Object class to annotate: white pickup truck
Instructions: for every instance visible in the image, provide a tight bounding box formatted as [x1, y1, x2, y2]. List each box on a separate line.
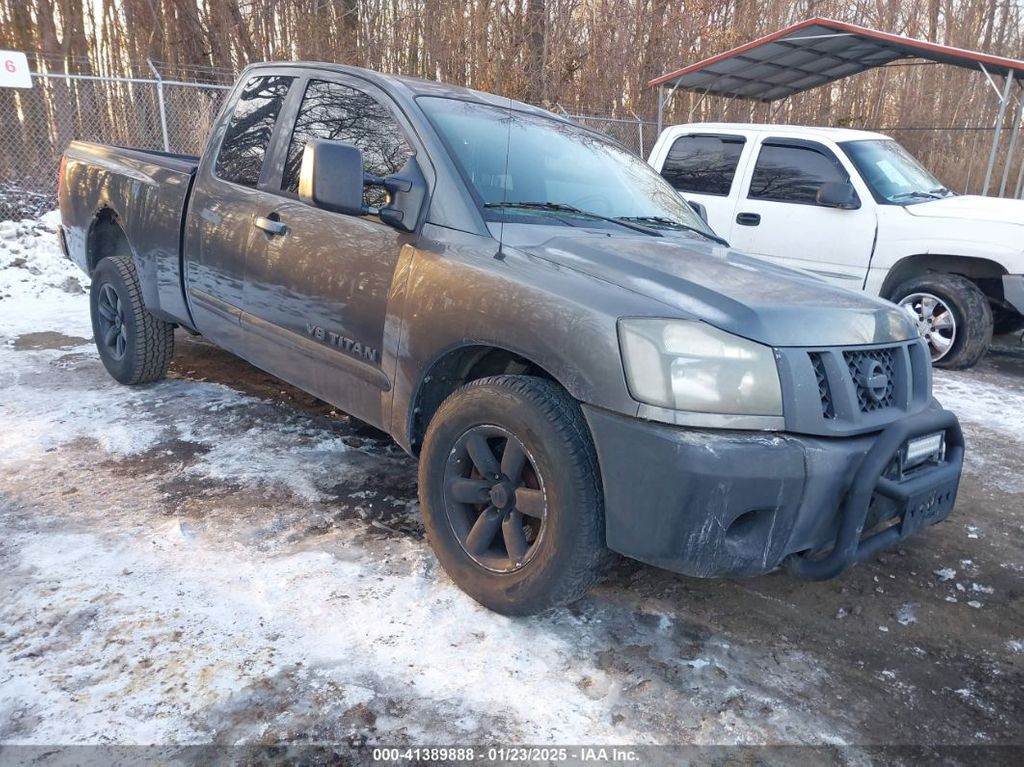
[648, 123, 1024, 368]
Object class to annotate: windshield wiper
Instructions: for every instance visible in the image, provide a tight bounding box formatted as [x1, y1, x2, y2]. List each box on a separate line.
[483, 201, 662, 237]
[930, 186, 954, 196]
[892, 190, 941, 201]
[617, 216, 730, 247]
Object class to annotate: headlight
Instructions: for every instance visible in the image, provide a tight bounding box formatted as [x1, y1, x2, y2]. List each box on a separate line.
[618, 319, 783, 416]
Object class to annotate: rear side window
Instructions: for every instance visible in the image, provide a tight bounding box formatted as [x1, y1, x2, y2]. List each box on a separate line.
[660, 134, 745, 196]
[748, 142, 849, 204]
[215, 75, 294, 187]
[281, 79, 414, 205]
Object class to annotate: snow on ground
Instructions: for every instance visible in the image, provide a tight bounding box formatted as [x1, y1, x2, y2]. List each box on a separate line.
[1, 216, 852, 747]
[934, 370, 1024, 443]
[934, 366, 1024, 496]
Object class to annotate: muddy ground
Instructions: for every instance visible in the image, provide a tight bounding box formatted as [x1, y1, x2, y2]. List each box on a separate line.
[0, 218, 1022, 758]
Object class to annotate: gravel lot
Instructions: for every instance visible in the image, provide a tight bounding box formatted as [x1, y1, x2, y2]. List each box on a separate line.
[1, 215, 1022, 753]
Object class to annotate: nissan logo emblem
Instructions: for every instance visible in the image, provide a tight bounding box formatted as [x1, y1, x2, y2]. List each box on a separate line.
[856, 359, 889, 403]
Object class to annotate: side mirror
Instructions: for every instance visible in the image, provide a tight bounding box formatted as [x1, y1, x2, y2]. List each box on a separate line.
[376, 154, 427, 233]
[816, 181, 859, 209]
[687, 199, 709, 224]
[299, 140, 366, 216]
[299, 139, 426, 233]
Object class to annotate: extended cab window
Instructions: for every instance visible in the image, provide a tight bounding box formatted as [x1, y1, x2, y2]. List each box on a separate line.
[215, 75, 293, 187]
[748, 142, 849, 205]
[661, 134, 745, 196]
[282, 79, 413, 205]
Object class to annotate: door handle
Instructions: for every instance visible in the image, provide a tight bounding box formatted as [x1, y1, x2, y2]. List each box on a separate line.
[254, 215, 287, 236]
[735, 212, 761, 226]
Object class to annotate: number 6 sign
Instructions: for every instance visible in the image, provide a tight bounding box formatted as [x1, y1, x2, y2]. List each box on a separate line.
[0, 51, 33, 89]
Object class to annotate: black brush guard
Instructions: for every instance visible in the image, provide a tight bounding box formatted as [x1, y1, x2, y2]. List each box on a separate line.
[787, 408, 965, 580]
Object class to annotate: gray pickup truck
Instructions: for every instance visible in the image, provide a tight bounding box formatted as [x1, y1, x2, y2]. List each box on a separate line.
[58, 62, 965, 615]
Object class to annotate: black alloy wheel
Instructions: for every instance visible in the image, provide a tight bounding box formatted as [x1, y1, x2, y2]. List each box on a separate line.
[418, 375, 610, 615]
[96, 282, 128, 360]
[443, 425, 548, 573]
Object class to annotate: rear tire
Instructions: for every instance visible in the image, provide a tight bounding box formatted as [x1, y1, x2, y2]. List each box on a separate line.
[89, 255, 175, 384]
[890, 273, 992, 370]
[418, 375, 610, 615]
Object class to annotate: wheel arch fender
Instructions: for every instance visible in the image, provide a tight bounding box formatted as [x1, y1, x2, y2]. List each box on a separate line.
[880, 253, 1008, 300]
[87, 207, 136, 273]
[86, 206, 182, 324]
[401, 341, 579, 455]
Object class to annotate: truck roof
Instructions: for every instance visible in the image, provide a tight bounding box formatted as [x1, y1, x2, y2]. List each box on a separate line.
[243, 61, 559, 121]
[662, 122, 891, 143]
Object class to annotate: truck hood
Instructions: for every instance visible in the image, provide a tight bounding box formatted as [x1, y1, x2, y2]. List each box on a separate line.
[903, 195, 1024, 225]
[508, 228, 916, 347]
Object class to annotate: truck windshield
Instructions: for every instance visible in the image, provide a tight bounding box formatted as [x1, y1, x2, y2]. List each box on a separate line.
[420, 96, 718, 240]
[840, 139, 953, 204]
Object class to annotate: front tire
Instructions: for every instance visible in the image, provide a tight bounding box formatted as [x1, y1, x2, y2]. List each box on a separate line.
[89, 255, 175, 384]
[418, 375, 610, 615]
[891, 273, 992, 369]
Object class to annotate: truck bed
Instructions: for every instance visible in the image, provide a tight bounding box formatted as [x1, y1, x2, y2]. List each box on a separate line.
[58, 140, 199, 327]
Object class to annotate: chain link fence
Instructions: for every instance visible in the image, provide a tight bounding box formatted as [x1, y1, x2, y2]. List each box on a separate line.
[3, 65, 1014, 220]
[0, 69, 656, 222]
[559, 112, 657, 159]
[0, 72, 230, 220]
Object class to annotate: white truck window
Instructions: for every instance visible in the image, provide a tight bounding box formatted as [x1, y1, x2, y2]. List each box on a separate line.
[840, 139, 947, 204]
[748, 142, 849, 205]
[660, 134, 746, 196]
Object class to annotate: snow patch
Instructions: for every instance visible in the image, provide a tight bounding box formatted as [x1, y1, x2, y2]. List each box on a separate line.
[934, 372, 1024, 443]
[895, 604, 917, 626]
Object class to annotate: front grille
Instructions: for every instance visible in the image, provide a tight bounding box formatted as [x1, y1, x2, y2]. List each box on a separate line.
[809, 352, 835, 419]
[844, 347, 897, 412]
[784, 340, 925, 435]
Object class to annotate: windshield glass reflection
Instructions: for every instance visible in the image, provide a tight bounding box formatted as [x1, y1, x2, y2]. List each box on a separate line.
[840, 139, 952, 204]
[420, 96, 716, 238]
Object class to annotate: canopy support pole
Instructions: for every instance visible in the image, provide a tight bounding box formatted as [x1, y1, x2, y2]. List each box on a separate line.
[1001, 83, 1024, 197]
[982, 68, 1014, 196]
[1015, 135, 1024, 197]
[657, 86, 664, 135]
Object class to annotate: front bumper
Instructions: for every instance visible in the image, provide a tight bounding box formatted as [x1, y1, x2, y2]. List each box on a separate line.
[583, 405, 964, 580]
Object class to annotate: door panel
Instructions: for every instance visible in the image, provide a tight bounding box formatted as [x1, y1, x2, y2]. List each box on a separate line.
[184, 73, 295, 354]
[727, 138, 876, 287]
[186, 181, 265, 353]
[241, 201, 411, 427]
[239, 75, 418, 429]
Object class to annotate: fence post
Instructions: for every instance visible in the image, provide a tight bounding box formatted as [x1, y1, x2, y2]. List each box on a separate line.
[632, 112, 644, 158]
[147, 59, 170, 152]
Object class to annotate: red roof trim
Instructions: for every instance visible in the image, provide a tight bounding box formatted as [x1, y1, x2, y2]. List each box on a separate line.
[647, 16, 1024, 89]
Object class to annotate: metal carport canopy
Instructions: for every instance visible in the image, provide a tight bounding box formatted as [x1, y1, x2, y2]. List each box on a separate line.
[648, 17, 1024, 100]
[648, 17, 1024, 197]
